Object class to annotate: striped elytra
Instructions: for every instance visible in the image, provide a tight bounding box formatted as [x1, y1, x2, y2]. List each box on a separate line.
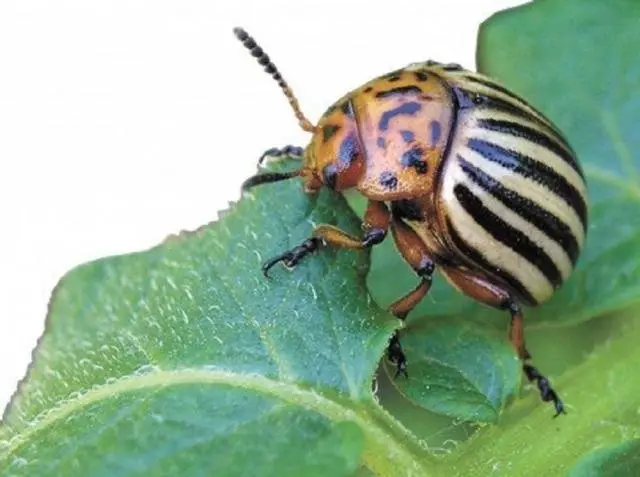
[235, 27, 584, 416]
[431, 66, 588, 306]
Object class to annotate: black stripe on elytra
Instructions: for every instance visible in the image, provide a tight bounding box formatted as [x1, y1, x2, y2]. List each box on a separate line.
[338, 133, 358, 166]
[379, 102, 422, 131]
[476, 117, 583, 179]
[453, 87, 544, 127]
[375, 86, 422, 99]
[462, 75, 555, 125]
[454, 183, 563, 289]
[445, 217, 538, 306]
[467, 137, 587, 231]
[458, 155, 580, 264]
[322, 124, 341, 142]
[452, 85, 563, 145]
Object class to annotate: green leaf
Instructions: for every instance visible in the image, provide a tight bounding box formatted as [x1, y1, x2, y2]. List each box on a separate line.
[0, 163, 432, 477]
[567, 439, 640, 477]
[382, 319, 520, 423]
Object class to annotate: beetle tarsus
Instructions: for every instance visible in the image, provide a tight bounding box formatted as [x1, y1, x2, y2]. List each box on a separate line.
[523, 363, 566, 417]
[258, 145, 304, 167]
[362, 228, 387, 247]
[261, 237, 323, 277]
[387, 331, 408, 379]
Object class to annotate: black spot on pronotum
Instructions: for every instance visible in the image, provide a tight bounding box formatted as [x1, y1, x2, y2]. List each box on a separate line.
[401, 147, 428, 174]
[338, 134, 358, 166]
[379, 102, 422, 131]
[375, 86, 422, 99]
[379, 171, 398, 190]
[322, 124, 341, 142]
[430, 120, 442, 144]
[386, 74, 402, 82]
[341, 101, 355, 118]
[364, 86, 373, 93]
[400, 130, 415, 143]
[323, 164, 338, 189]
[414, 71, 428, 82]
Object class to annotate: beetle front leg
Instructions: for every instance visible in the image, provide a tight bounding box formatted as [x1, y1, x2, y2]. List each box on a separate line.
[386, 217, 436, 378]
[258, 145, 305, 167]
[439, 265, 565, 417]
[262, 200, 390, 277]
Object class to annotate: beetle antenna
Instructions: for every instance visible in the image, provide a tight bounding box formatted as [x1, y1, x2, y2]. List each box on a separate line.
[241, 169, 303, 191]
[233, 27, 316, 133]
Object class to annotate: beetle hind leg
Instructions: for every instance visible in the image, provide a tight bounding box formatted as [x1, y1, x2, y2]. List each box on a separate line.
[439, 265, 565, 417]
[508, 301, 565, 417]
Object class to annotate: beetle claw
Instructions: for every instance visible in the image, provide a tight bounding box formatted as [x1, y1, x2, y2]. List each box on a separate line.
[394, 361, 408, 379]
[261, 237, 322, 278]
[387, 331, 409, 379]
[261, 252, 294, 278]
[523, 363, 567, 418]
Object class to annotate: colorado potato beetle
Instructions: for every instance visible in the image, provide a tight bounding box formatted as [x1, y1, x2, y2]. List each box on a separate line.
[233, 27, 587, 417]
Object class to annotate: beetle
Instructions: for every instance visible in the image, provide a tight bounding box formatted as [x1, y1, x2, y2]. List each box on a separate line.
[233, 27, 588, 417]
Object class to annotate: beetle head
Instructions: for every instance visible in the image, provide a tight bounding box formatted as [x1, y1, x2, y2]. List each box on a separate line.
[234, 27, 365, 196]
[303, 106, 365, 193]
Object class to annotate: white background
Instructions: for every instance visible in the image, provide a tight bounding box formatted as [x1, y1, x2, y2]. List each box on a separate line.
[0, 0, 526, 417]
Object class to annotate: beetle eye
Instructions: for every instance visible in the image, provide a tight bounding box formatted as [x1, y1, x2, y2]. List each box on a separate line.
[322, 164, 338, 189]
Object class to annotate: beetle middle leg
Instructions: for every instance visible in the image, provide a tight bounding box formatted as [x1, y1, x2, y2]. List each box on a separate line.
[385, 217, 436, 378]
[439, 265, 566, 417]
[262, 200, 390, 277]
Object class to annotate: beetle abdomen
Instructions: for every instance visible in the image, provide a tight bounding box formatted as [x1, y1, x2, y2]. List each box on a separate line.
[434, 68, 588, 306]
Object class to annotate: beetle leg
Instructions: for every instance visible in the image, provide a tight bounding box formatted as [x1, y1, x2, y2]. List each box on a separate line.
[258, 145, 304, 167]
[385, 217, 436, 378]
[438, 265, 566, 417]
[262, 200, 390, 277]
